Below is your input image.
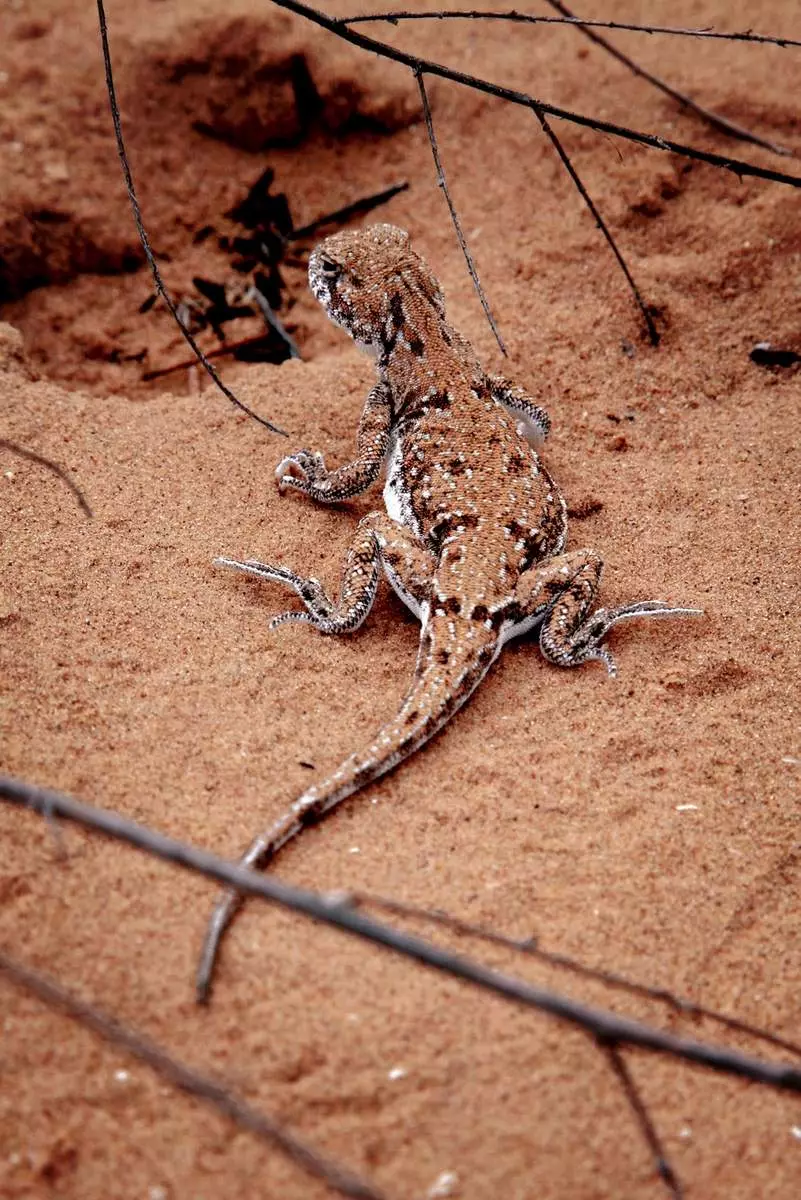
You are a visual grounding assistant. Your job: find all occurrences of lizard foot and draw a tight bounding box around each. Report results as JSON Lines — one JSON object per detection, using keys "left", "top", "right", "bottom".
{"left": 214, "top": 556, "right": 338, "bottom": 630}
{"left": 553, "top": 601, "right": 704, "bottom": 678}
{"left": 275, "top": 449, "right": 330, "bottom": 495}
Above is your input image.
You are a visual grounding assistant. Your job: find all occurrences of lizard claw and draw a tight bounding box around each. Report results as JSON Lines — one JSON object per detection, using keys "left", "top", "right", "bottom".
{"left": 569, "top": 601, "right": 702, "bottom": 676}
{"left": 275, "top": 449, "right": 327, "bottom": 493}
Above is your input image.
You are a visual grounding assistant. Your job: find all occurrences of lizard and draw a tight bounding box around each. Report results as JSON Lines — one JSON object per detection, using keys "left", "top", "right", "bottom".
{"left": 196, "top": 223, "right": 700, "bottom": 1001}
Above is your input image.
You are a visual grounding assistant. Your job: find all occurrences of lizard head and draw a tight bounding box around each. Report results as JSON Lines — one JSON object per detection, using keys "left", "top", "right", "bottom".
{"left": 308, "top": 224, "right": 445, "bottom": 353}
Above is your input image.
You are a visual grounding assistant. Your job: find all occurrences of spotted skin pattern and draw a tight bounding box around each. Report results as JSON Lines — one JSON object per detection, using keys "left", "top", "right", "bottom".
{"left": 197, "top": 224, "right": 700, "bottom": 1000}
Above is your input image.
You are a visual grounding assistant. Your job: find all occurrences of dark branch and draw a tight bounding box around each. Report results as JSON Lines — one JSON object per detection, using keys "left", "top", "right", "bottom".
{"left": 340, "top": 10, "right": 801, "bottom": 51}
{"left": 415, "top": 69, "right": 506, "bottom": 354}
{"left": 353, "top": 893, "right": 801, "bottom": 1060}
{"left": 96, "top": 0, "right": 286, "bottom": 436}
{"left": 0, "top": 949, "right": 385, "bottom": 1200}
{"left": 544, "top": 0, "right": 790, "bottom": 157}
{"left": 3, "top": 774, "right": 801, "bottom": 1095}
{"left": 142, "top": 333, "right": 284, "bottom": 382}
{"left": 290, "top": 181, "right": 410, "bottom": 240}
{"left": 0, "top": 439, "right": 93, "bottom": 518}
{"left": 527, "top": 103, "right": 659, "bottom": 343}
{"left": 604, "top": 1043, "right": 684, "bottom": 1199}
{"left": 265, "top": 0, "right": 801, "bottom": 190}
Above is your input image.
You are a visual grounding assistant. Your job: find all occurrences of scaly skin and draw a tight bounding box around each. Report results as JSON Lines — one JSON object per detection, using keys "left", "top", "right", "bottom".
{"left": 196, "top": 224, "right": 700, "bottom": 1001}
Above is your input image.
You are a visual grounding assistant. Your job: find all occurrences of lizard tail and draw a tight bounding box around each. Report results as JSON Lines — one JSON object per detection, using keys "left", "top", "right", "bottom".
{"left": 196, "top": 616, "right": 499, "bottom": 1001}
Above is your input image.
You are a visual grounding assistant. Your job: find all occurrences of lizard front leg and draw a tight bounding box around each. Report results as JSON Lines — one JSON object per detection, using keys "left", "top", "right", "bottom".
{"left": 215, "top": 512, "right": 434, "bottom": 635}
{"left": 277, "top": 381, "right": 392, "bottom": 502}
{"left": 487, "top": 373, "right": 551, "bottom": 444}
{"left": 512, "top": 549, "right": 701, "bottom": 677}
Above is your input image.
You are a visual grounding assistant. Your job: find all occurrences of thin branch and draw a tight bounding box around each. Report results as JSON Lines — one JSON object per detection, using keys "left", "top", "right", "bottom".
{"left": 265, "top": 0, "right": 801, "bottom": 190}
{"left": 415, "top": 69, "right": 506, "bottom": 355}
{"left": 290, "top": 181, "right": 410, "bottom": 240}
{"left": 3, "top": 775, "right": 801, "bottom": 1095}
{"left": 0, "top": 949, "right": 385, "bottom": 1200}
{"left": 141, "top": 333, "right": 284, "bottom": 382}
{"left": 604, "top": 1043, "right": 683, "bottom": 1200}
{"left": 340, "top": 11, "right": 801, "bottom": 51}
{"left": 543, "top": 0, "right": 790, "bottom": 157}
{"left": 527, "top": 103, "right": 659, "bottom": 343}
{"left": 0, "top": 439, "right": 92, "bottom": 517}
{"left": 248, "top": 284, "right": 302, "bottom": 359}
{"left": 353, "top": 893, "right": 801, "bottom": 1060}
{"left": 95, "top": 0, "right": 286, "bottom": 437}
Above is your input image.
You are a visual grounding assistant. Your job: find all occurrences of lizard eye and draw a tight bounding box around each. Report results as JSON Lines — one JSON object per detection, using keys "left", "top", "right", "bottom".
{"left": 318, "top": 257, "right": 340, "bottom": 277}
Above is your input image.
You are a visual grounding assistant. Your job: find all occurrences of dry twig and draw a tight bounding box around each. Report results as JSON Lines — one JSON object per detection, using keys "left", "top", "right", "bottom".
{"left": 267, "top": 0, "right": 801, "bottom": 345}
{"left": 96, "top": 0, "right": 286, "bottom": 436}
{"left": 354, "top": 892, "right": 801, "bottom": 1059}
{"left": 543, "top": 0, "right": 790, "bottom": 157}
{"left": 2, "top": 775, "right": 801, "bottom": 1094}
{"left": 415, "top": 69, "right": 506, "bottom": 353}
{"left": 0, "top": 949, "right": 385, "bottom": 1200}
{"left": 0, "top": 439, "right": 93, "bottom": 518}
{"left": 341, "top": 11, "right": 801, "bottom": 51}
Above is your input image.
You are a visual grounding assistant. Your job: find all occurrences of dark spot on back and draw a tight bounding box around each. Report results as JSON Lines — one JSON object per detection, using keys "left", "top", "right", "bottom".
{"left": 471, "top": 603, "right": 489, "bottom": 622}
{"left": 409, "top": 336, "right": 424, "bottom": 357}
{"left": 429, "top": 389, "right": 451, "bottom": 411}
{"left": 442, "top": 596, "right": 461, "bottom": 616}
{"left": 436, "top": 649, "right": 450, "bottom": 665}
{"left": 389, "top": 292, "right": 405, "bottom": 330}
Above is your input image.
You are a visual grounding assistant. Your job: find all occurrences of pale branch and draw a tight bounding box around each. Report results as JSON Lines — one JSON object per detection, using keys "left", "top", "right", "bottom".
{"left": 527, "top": 102, "right": 659, "bottom": 343}
{"left": 353, "top": 893, "right": 801, "bottom": 1060}
{"left": 0, "top": 949, "right": 385, "bottom": 1200}
{"left": 603, "top": 1043, "right": 683, "bottom": 1200}
{"left": 3, "top": 775, "right": 801, "bottom": 1095}
{"left": 0, "top": 439, "right": 93, "bottom": 518}
{"left": 340, "top": 11, "right": 801, "bottom": 51}
{"left": 267, "top": 0, "right": 801, "bottom": 190}
{"left": 96, "top": 0, "right": 286, "bottom": 437}
{"left": 415, "top": 69, "right": 506, "bottom": 354}
{"left": 543, "top": 0, "right": 790, "bottom": 157}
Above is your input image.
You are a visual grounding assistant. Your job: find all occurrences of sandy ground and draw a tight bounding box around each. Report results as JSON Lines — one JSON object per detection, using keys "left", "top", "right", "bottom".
{"left": 1, "top": 2, "right": 800, "bottom": 1197}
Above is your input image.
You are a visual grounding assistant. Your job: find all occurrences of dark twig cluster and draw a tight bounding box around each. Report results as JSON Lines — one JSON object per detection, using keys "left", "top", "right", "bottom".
{"left": 3, "top": 775, "right": 801, "bottom": 1199}
{"left": 276, "top": 0, "right": 800, "bottom": 348}
{"left": 96, "top": 0, "right": 286, "bottom": 435}
{"left": 98, "top": 0, "right": 800, "bottom": 421}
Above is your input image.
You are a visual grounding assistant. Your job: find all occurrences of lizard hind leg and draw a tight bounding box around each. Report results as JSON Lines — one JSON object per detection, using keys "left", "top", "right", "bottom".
{"left": 513, "top": 549, "right": 702, "bottom": 677}
{"left": 214, "top": 510, "right": 389, "bottom": 635}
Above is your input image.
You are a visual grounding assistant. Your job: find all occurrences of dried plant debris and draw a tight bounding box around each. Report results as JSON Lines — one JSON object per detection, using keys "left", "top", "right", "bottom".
{"left": 141, "top": 169, "right": 408, "bottom": 375}
{"left": 749, "top": 341, "right": 800, "bottom": 368}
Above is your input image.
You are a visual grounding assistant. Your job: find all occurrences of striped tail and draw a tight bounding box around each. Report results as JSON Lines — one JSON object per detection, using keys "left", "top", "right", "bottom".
{"left": 196, "top": 615, "right": 499, "bottom": 1000}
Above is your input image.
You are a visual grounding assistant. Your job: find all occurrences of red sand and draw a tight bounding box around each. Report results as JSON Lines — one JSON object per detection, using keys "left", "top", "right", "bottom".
{"left": 1, "top": 3, "right": 800, "bottom": 1197}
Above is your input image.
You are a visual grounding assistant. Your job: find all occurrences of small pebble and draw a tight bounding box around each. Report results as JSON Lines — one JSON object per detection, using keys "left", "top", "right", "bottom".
{"left": 387, "top": 1066, "right": 407, "bottom": 1081}
{"left": 114, "top": 1068, "right": 130, "bottom": 1083}
{"left": 427, "top": 1170, "right": 459, "bottom": 1198}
